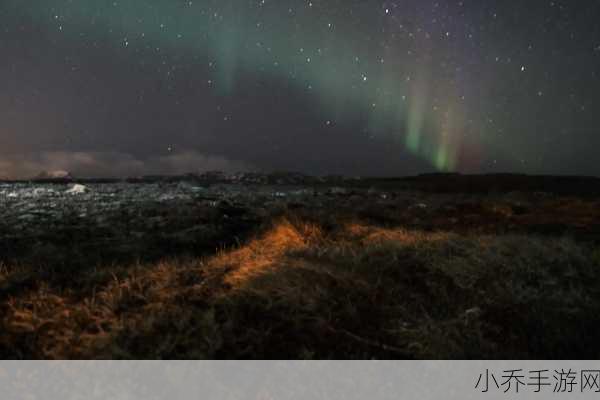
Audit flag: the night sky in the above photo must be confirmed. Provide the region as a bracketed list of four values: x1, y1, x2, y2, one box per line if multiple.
[1, 0, 599, 178]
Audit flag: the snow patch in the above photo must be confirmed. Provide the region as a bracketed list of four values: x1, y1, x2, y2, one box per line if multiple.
[66, 184, 89, 195]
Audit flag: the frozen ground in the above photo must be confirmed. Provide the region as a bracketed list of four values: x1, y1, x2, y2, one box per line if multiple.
[1, 179, 598, 267]
[0, 182, 299, 264]
[1, 179, 599, 358]
[1, 180, 599, 254]
[0, 181, 411, 266]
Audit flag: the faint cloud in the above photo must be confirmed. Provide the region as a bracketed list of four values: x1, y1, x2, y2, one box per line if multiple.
[0, 151, 252, 179]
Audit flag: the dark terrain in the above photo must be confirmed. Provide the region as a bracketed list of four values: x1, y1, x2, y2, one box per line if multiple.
[1, 173, 599, 359]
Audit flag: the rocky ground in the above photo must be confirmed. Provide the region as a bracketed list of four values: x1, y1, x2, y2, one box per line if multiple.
[0, 176, 599, 358]
[0, 182, 262, 266]
[1, 179, 598, 266]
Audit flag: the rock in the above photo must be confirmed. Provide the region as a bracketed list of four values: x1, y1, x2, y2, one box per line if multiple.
[465, 307, 482, 316]
[290, 189, 311, 196]
[464, 307, 482, 325]
[409, 203, 428, 212]
[328, 187, 348, 195]
[66, 184, 88, 195]
[367, 187, 380, 196]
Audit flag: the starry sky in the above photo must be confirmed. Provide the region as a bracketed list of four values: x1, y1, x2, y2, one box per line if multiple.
[1, 0, 599, 178]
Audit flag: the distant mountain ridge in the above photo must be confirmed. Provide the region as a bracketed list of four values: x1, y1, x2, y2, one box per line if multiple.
[1, 171, 599, 197]
[34, 170, 74, 181]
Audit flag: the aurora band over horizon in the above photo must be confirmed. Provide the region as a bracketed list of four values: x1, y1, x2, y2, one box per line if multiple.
[5, 0, 504, 173]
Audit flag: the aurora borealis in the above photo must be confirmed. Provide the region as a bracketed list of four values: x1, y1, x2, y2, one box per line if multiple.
[1, 1, 599, 177]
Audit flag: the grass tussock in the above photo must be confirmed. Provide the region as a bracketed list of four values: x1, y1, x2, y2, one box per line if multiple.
[1, 217, 599, 359]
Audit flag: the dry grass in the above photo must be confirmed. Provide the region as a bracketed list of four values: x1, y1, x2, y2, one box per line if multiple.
[1, 217, 599, 359]
[211, 220, 313, 288]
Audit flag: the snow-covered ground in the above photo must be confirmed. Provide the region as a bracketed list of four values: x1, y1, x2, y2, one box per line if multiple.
[0, 182, 323, 238]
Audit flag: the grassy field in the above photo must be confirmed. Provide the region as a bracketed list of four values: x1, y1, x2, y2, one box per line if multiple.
[2, 206, 599, 359]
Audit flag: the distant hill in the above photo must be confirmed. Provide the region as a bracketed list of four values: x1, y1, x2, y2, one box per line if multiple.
[358, 173, 600, 197]
[34, 170, 74, 181]
[1, 170, 599, 197]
